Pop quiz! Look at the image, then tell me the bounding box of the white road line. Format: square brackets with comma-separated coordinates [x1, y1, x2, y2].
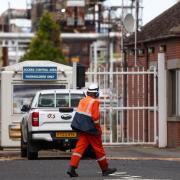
[98, 171, 127, 174]
[110, 174, 131, 177]
[109, 172, 127, 175]
[102, 171, 172, 180]
[104, 179, 171, 180]
[131, 176, 142, 178]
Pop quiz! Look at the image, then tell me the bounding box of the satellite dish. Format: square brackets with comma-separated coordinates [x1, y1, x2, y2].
[123, 14, 135, 33]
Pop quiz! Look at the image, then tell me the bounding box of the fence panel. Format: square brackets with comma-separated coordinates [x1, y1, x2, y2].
[86, 66, 158, 145]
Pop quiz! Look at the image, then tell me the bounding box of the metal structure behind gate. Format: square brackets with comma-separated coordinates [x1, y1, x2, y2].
[86, 66, 158, 145]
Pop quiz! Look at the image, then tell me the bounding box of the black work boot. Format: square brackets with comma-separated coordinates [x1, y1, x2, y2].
[67, 166, 78, 177]
[102, 167, 117, 176]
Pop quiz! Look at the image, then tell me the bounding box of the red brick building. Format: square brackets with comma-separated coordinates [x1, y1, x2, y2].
[125, 2, 180, 147]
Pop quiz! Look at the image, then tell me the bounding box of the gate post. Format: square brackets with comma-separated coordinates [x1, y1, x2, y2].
[158, 53, 167, 148]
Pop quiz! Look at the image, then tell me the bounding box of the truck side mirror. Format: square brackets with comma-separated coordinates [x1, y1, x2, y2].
[21, 104, 31, 112]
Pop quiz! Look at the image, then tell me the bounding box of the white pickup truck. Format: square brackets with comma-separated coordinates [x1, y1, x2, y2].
[20, 89, 85, 160]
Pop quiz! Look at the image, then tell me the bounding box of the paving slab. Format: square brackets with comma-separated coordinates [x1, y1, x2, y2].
[105, 146, 180, 161]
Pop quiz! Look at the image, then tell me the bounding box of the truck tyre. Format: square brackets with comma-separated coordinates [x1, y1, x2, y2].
[27, 142, 38, 160]
[27, 134, 38, 160]
[20, 128, 27, 157]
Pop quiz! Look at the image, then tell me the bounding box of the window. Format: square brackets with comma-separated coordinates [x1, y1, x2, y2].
[13, 84, 65, 114]
[175, 70, 180, 116]
[38, 94, 55, 107]
[37, 93, 84, 108]
[70, 94, 84, 107]
[170, 69, 180, 116]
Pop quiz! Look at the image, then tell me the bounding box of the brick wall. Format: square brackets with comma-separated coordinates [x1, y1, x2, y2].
[167, 122, 180, 147]
[166, 39, 180, 59]
[126, 37, 180, 147]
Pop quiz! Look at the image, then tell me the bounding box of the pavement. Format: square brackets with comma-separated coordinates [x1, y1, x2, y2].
[105, 146, 180, 161]
[0, 146, 180, 161]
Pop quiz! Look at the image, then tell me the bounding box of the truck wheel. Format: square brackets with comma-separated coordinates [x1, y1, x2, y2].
[21, 131, 27, 157]
[27, 134, 38, 160]
[27, 142, 38, 160]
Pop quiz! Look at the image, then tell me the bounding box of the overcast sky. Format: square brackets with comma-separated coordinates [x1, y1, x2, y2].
[0, 0, 178, 25]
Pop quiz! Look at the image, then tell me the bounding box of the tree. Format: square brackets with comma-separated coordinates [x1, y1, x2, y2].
[21, 11, 66, 64]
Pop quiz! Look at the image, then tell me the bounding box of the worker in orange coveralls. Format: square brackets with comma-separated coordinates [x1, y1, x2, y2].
[67, 83, 117, 177]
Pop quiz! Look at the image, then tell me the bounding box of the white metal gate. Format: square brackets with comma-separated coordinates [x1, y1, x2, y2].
[86, 66, 158, 145]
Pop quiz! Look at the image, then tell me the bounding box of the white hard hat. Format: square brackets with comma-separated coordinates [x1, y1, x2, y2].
[87, 83, 99, 93]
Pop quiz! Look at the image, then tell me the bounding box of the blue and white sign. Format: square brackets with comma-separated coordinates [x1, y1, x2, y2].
[23, 66, 57, 81]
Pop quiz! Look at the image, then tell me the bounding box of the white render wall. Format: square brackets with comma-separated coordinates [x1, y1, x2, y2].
[158, 53, 167, 148]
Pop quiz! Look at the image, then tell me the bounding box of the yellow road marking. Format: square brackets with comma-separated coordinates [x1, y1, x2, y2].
[107, 156, 180, 161]
[0, 156, 180, 161]
[0, 157, 24, 161]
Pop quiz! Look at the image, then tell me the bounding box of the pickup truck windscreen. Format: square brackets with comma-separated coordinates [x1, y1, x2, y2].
[38, 93, 84, 108]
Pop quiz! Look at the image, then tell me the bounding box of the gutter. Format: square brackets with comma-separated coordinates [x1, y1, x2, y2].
[125, 34, 180, 46]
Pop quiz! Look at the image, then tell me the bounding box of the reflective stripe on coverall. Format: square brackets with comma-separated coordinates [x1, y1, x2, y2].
[70, 96, 108, 171]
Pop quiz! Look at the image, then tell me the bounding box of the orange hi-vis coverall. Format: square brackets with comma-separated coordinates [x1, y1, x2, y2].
[70, 96, 108, 171]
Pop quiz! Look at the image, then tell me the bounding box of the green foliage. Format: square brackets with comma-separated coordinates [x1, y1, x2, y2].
[21, 11, 67, 64]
